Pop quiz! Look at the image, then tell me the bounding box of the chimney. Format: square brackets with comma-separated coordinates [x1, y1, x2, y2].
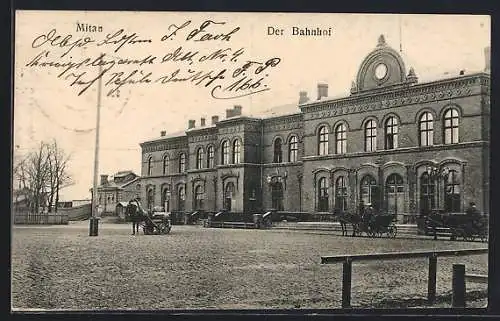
[226, 108, 234, 118]
[233, 105, 242, 116]
[317, 83, 328, 100]
[100, 175, 108, 185]
[211, 115, 219, 124]
[188, 119, 196, 129]
[484, 46, 490, 72]
[299, 91, 309, 104]
[200, 117, 206, 126]
[160, 130, 166, 137]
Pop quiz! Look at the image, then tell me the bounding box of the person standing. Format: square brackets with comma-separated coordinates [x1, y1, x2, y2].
[126, 199, 141, 235]
[465, 202, 480, 232]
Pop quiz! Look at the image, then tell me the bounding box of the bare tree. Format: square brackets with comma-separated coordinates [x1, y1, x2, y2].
[24, 142, 50, 214]
[46, 140, 72, 213]
[13, 140, 72, 214]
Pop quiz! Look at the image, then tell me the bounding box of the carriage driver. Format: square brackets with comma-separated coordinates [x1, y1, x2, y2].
[364, 203, 375, 224]
[466, 202, 481, 231]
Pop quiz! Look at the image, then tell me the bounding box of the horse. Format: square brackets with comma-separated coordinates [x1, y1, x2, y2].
[126, 199, 146, 235]
[334, 209, 359, 237]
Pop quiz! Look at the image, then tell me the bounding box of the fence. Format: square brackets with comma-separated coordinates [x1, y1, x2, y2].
[13, 212, 69, 225]
[320, 248, 488, 308]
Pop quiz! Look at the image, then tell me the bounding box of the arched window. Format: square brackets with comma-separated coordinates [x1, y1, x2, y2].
[385, 117, 398, 150]
[194, 185, 204, 210]
[232, 139, 241, 164]
[207, 146, 215, 168]
[443, 108, 459, 144]
[162, 155, 169, 175]
[360, 175, 377, 208]
[335, 176, 348, 211]
[178, 153, 186, 172]
[161, 186, 171, 212]
[224, 182, 235, 211]
[318, 126, 329, 155]
[178, 186, 185, 211]
[288, 136, 298, 162]
[445, 170, 461, 212]
[364, 120, 377, 152]
[335, 123, 347, 154]
[221, 140, 229, 165]
[420, 172, 436, 215]
[271, 182, 284, 210]
[196, 147, 204, 169]
[273, 138, 283, 163]
[385, 174, 404, 215]
[147, 156, 153, 176]
[419, 112, 434, 146]
[317, 177, 329, 212]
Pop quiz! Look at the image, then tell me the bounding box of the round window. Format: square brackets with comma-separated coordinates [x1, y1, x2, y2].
[375, 63, 388, 80]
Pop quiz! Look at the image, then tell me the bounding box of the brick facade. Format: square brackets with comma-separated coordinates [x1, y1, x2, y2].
[138, 35, 490, 218]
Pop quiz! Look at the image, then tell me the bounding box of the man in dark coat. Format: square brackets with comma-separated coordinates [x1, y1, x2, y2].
[465, 202, 481, 231]
[126, 199, 142, 235]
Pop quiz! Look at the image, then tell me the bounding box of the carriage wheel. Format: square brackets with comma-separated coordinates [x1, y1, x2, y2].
[159, 222, 171, 235]
[480, 233, 488, 243]
[367, 229, 376, 238]
[388, 226, 397, 238]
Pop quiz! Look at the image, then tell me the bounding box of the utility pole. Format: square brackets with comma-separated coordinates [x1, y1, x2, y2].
[89, 61, 103, 236]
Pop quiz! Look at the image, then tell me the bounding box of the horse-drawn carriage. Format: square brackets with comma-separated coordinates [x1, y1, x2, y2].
[423, 210, 487, 242]
[142, 207, 172, 235]
[337, 209, 397, 238]
[126, 202, 172, 235]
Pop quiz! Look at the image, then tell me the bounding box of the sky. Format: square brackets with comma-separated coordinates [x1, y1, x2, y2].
[14, 12, 490, 201]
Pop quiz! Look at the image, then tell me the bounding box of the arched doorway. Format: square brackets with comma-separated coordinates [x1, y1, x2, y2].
[161, 187, 171, 212]
[271, 182, 284, 210]
[444, 170, 461, 212]
[194, 185, 204, 210]
[335, 176, 348, 212]
[420, 172, 435, 215]
[147, 188, 154, 211]
[178, 186, 185, 211]
[360, 175, 378, 209]
[385, 174, 404, 216]
[224, 182, 235, 211]
[317, 177, 329, 212]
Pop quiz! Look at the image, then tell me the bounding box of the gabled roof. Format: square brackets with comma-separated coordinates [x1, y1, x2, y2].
[114, 170, 136, 178]
[98, 176, 140, 190]
[144, 130, 187, 143]
[247, 103, 300, 119]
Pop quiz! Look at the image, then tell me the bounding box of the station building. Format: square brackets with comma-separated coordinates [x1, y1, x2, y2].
[138, 35, 490, 221]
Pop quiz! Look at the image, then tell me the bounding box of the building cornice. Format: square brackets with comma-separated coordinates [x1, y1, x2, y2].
[302, 141, 489, 162]
[141, 139, 189, 153]
[300, 73, 490, 121]
[262, 161, 303, 168]
[216, 163, 262, 169]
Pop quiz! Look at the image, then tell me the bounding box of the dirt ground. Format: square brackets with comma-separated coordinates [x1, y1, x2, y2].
[11, 221, 488, 310]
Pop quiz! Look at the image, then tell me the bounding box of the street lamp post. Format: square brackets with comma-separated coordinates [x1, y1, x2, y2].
[89, 61, 103, 236]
